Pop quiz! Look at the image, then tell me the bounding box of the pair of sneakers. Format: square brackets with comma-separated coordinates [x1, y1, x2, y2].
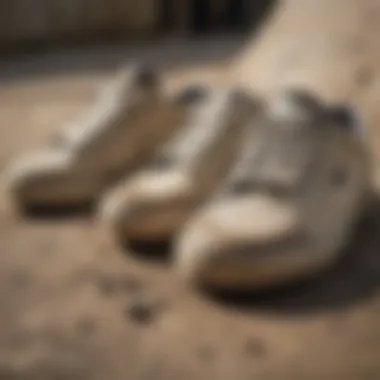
[3, 65, 371, 291]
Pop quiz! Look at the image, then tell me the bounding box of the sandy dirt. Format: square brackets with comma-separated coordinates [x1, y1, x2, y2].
[0, 38, 379, 380]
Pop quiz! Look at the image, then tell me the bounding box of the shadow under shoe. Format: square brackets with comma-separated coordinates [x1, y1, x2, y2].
[204, 194, 380, 315]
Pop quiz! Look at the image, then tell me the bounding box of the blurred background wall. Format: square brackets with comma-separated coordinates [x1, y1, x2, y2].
[0, 0, 274, 48]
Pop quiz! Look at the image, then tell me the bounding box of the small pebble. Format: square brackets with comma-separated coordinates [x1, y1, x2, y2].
[120, 277, 142, 294]
[124, 297, 166, 325]
[244, 337, 267, 357]
[98, 274, 142, 296]
[75, 317, 97, 337]
[97, 276, 117, 295]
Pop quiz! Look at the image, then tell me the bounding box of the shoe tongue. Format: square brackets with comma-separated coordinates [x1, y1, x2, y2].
[267, 88, 324, 131]
[229, 118, 320, 196]
[268, 96, 314, 131]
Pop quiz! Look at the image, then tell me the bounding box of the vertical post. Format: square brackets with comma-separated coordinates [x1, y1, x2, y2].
[170, 0, 191, 36]
[208, 0, 228, 30]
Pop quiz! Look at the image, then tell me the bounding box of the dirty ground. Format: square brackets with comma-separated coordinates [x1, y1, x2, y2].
[0, 37, 379, 380]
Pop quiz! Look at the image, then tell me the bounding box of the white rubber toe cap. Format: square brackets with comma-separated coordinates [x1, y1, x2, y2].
[100, 170, 195, 239]
[174, 195, 310, 289]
